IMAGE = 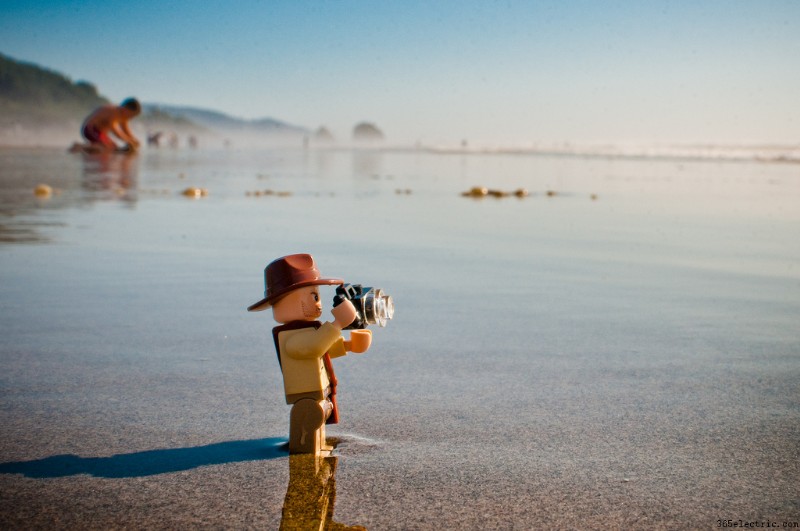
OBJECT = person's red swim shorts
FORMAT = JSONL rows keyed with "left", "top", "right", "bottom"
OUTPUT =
{"left": 82, "top": 124, "right": 112, "bottom": 146}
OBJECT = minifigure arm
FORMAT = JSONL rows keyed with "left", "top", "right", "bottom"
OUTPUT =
{"left": 284, "top": 322, "right": 346, "bottom": 360}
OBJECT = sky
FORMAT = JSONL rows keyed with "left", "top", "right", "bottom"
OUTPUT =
{"left": 1, "top": 0, "right": 799, "bottom": 146}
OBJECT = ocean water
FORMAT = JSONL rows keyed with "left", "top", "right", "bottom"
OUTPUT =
{"left": 1, "top": 146, "right": 798, "bottom": 528}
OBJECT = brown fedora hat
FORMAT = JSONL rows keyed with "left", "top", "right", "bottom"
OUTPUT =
{"left": 247, "top": 254, "right": 342, "bottom": 312}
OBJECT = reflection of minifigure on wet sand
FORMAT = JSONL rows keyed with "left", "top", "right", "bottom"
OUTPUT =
{"left": 249, "top": 254, "right": 393, "bottom": 455}
{"left": 281, "top": 455, "right": 366, "bottom": 531}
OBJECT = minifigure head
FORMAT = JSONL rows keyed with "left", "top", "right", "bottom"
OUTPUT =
{"left": 271, "top": 285, "right": 323, "bottom": 323}
{"left": 247, "top": 253, "right": 342, "bottom": 314}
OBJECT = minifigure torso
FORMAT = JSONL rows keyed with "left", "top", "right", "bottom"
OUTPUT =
{"left": 273, "top": 321, "right": 346, "bottom": 403}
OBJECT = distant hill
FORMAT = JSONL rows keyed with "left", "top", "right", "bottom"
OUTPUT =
{"left": 0, "top": 52, "right": 309, "bottom": 146}
{"left": 0, "top": 52, "right": 109, "bottom": 125}
{"left": 143, "top": 104, "right": 308, "bottom": 136}
{"left": 0, "top": 52, "right": 199, "bottom": 139}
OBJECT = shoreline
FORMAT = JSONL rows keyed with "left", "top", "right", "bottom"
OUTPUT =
{"left": 1, "top": 130, "right": 798, "bottom": 165}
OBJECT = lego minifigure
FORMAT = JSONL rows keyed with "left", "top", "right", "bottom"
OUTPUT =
{"left": 248, "top": 254, "right": 379, "bottom": 455}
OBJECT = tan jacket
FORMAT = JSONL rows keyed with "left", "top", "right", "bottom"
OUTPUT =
{"left": 276, "top": 322, "right": 346, "bottom": 402}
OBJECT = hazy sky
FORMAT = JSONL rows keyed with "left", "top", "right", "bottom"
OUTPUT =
{"left": 2, "top": 1, "right": 799, "bottom": 146}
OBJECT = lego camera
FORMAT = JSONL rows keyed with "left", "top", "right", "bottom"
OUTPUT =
{"left": 333, "top": 283, "right": 394, "bottom": 330}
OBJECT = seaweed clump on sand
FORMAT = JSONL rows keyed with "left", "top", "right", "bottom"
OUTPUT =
{"left": 461, "top": 186, "right": 530, "bottom": 199}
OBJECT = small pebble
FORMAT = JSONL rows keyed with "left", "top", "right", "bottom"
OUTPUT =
{"left": 462, "top": 186, "right": 532, "bottom": 199}
{"left": 488, "top": 189, "right": 509, "bottom": 198}
{"left": 247, "top": 189, "right": 291, "bottom": 197}
{"left": 34, "top": 184, "right": 53, "bottom": 197}
{"left": 182, "top": 187, "right": 208, "bottom": 198}
{"left": 546, "top": 190, "right": 557, "bottom": 197}
{"left": 462, "top": 186, "right": 489, "bottom": 198}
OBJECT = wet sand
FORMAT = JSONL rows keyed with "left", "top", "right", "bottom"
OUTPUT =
{"left": 0, "top": 146, "right": 798, "bottom": 528}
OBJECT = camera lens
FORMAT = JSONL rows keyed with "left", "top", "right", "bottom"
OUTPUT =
{"left": 370, "top": 289, "right": 393, "bottom": 327}
{"left": 338, "top": 285, "right": 393, "bottom": 329}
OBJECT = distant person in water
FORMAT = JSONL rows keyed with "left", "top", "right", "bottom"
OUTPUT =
{"left": 80, "top": 98, "right": 142, "bottom": 152}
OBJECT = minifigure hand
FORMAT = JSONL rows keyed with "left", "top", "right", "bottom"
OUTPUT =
{"left": 331, "top": 298, "right": 357, "bottom": 329}
{"left": 344, "top": 330, "right": 371, "bottom": 353}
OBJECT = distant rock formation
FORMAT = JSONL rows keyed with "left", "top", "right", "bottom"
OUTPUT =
{"left": 352, "top": 122, "right": 384, "bottom": 142}
{"left": 314, "top": 126, "right": 335, "bottom": 143}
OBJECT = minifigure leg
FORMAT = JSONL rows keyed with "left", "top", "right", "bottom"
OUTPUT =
{"left": 289, "top": 399, "right": 325, "bottom": 454}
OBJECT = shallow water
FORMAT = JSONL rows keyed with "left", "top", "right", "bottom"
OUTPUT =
{"left": 1, "top": 146, "right": 798, "bottom": 528}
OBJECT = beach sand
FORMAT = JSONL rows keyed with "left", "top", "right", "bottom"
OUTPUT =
{"left": 1, "top": 146, "right": 798, "bottom": 528}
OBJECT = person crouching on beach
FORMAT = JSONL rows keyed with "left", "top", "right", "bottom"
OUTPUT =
{"left": 81, "top": 98, "right": 142, "bottom": 152}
